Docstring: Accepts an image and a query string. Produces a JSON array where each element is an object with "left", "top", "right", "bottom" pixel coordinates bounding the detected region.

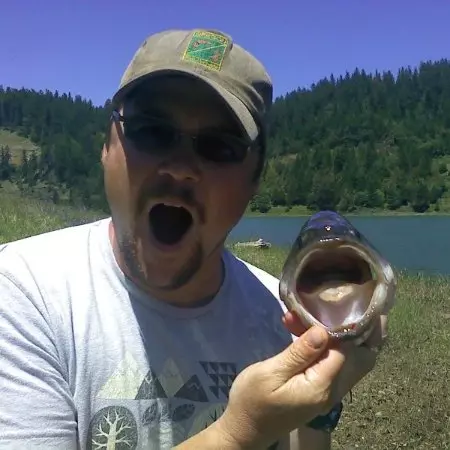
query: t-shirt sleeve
[{"left": 0, "top": 273, "right": 78, "bottom": 449}]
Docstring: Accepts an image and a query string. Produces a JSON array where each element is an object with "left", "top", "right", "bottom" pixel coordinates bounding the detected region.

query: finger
[
  {"left": 268, "top": 325, "right": 330, "bottom": 382},
  {"left": 282, "top": 311, "right": 308, "bottom": 337},
  {"left": 302, "top": 346, "right": 346, "bottom": 387},
  {"left": 302, "top": 344, "right": 376, "bottom": 406},
  {"left": 279, "top": 345, "right": 347, "bottom": 419}
]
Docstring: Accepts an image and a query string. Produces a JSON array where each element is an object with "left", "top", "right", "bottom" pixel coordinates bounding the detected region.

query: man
[{"left": 0, "top": 28, "right": 387, "bottom": 449}]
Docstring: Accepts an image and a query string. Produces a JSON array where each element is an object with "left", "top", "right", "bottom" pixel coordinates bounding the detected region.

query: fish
[{"left": 279, "top": 210, "right": 397, "bottom": 344}]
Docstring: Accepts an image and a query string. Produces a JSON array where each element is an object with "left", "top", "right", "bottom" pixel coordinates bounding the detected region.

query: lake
[{"left": 227, "top": 215, "right": 450, "bottom": 275}]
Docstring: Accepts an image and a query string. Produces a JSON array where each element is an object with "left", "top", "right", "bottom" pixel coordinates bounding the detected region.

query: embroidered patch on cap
[{"left": 182, "top": 30, "right": 229, "bottom": 71}]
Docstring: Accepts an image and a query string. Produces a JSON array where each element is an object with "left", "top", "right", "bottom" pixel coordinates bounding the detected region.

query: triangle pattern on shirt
[
  {"left": 174, "top": 374, "right": 209, "bottom": 402},
  {"left": 135, "top": 369, "right": 167, "bottom": 399}
]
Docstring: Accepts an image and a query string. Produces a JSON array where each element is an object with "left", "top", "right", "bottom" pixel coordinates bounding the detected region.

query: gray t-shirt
[{"left": 0, "top": 218, "right": 294, "bottom": 449}]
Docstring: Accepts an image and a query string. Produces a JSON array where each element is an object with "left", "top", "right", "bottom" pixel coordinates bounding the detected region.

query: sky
[{"left": 1, "top": 0, "right": 449, "bottom": 106}]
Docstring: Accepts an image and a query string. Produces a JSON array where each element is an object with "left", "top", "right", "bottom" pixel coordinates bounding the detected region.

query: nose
[{"left": 156, "top": 145, "right": 201, "bottom": 182}]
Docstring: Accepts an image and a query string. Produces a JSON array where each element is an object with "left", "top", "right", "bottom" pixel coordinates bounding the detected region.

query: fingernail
[{"left": 308, "top": 327, "right": 327, "bottom": 349}]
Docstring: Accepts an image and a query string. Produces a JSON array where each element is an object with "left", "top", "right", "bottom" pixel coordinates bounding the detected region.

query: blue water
[{"left": 227, "top": 215, "right": 450, "bottom": 275}]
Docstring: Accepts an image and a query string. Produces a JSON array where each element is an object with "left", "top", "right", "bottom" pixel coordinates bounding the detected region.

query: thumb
[{"left": 268, "top": 325, "right": 330, "bottom": 382}]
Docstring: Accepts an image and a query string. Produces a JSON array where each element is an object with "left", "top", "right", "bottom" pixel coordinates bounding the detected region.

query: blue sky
[{"left": 1, "top": 0, "right": 449, "bottom": 106}]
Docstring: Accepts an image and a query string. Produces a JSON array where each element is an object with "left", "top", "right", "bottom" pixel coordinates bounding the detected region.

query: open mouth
[
  {"left": 295, "top": 245, "right": 377, "bottom": 328},
  {"left": 297, "top": 247, "right": 374, "bottom": 294},
  {"left": 149, "top": 203, "right": 193, "bottom": 246}
]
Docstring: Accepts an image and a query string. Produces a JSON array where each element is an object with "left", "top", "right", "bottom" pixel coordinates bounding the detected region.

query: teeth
[{"left": 161, "top": 202, "right": 185, "bottom": 209}]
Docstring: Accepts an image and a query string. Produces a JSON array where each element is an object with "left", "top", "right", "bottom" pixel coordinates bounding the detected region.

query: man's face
[{"left": 102, "top": 75, "right": 260, "bottom": 293}]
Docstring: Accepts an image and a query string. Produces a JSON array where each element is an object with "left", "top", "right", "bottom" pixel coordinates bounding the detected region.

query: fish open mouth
[
  {"left": 295, "top": 245, "right": 377, "bottom": 328},
  {"left": 149, "top": 203, "right": 193, "bottom": 246}
]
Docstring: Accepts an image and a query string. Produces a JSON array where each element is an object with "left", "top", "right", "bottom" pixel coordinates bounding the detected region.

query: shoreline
[
  {"left": 229, "top": 244, "right": 449, "bottom": 277},
  {"left": 231, "top": 245, "right": 450, "bottom": 278},
  {"left": 244, "top": 207, "right": 450, "bottom": 218}
]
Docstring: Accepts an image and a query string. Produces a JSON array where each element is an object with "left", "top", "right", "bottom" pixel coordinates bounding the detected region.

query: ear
[
  {"left": 101, "top": 121, "right": 114, "bottom": 164},
  {"left": 101, "top": 143, "right": 109, "bottom": 166}
]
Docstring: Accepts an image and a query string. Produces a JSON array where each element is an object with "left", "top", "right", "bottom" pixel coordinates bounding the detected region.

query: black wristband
[{"left": 306, "top": 401, "right": 343, "bottom": 432}]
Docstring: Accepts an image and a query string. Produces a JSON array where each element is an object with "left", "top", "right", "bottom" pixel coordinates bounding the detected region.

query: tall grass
[{"left": 0, "top": 191, "right": 106, "bottom": 243}]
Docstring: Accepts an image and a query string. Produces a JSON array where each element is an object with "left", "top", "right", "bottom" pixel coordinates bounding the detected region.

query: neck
[
  {"left": 145, "top": 251, "right": 226, "bottom": 308},
  {"left": 109, "top": 222, "right": 226, "bottom": 308}
]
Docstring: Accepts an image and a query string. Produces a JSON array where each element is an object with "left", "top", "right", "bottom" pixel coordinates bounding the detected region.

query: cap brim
[{"left": 112, "top": 68, "right": 259, "bottom": 142}]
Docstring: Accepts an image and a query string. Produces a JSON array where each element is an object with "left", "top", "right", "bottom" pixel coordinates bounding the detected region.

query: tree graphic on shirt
[
  {"left": 89, "top": 406, "right": 138, "bottom": 450},
  {"left": 87, "top": 358, "right": 280, "bottom": 449}
]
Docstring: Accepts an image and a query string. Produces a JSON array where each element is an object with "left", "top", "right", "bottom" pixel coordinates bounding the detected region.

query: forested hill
[
  {"left": 0, "top": 88, "right": 112, "bottom": 211},
  {"left": 1, "top": 58, "right": 450, "bottom": 214},
  {"left": 260, "top": 59, "right": 450, "bottom": 214}
]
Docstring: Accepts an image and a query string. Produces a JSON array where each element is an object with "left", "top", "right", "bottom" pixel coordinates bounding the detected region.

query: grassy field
[
  {"left": 232, "top": 246, "right": 450, "bottom": 450},
  {"left": 1, "top": 192, "right": 449, "bottom": 449},
  {"left": 0, "top": 128, "right": 39, "bottom": 165},
  {"left": 0, "top": 189, "right": 106, "bottom": 243}
]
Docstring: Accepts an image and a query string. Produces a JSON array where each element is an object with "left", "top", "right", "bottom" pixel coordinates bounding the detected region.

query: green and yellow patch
[{"left": 182, "top": 30, "right": 229, "bottom": 71}]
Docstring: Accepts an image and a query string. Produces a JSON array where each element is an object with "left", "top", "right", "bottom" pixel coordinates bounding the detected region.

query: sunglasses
[{"left": 111, "top": 110, "right": 254, "bottom": 164}]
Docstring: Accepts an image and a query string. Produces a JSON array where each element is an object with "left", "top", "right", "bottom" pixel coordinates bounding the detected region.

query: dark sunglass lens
[
  {"left": 125, "top": 121, "right": 177, "bottom": 152},
  {"left": 197, "top": 134, "right": 248, "bottom": 163}
]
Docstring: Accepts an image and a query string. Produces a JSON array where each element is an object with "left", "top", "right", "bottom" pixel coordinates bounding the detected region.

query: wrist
[
  {"left": 210, "top": 418, "right": 248, "bottom": 450},
  {"left": 295, "top": 426, "right": 332, "bottom": 450},
  {"left": 214, "top": 411, "right": 271, "bottom": 450},
  {"left": 173, "top": 418, "right": 246, "bottom": 449},
  {"left": 306, "top": 401, "right": 343, "bottom": 433}
]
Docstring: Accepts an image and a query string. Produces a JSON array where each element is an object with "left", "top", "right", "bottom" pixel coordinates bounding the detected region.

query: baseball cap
[{"left": 112, "top": 28, "right": 273, "bottom": 142}]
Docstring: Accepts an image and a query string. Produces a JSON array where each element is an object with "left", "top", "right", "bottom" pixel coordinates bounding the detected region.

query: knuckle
[
  {"left": 317, "top": 392, "right": 336, "bottom": 414},
  {"left": 311, "top": 384, "right": 335, "bottom": 411},
  {"left": 248, "top": 361, "right": 265, "bottom": 378},
  {"left": 286, "top": 342, "right": 311, "bottom": 366}
]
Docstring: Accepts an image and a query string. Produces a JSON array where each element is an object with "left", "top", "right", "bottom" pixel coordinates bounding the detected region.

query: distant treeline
[
  {"left": 1, "top": 58, "right": 450, "bottom": 214},
  {"left": 0, "top": 88, "right": 111, "bottom": 210}
]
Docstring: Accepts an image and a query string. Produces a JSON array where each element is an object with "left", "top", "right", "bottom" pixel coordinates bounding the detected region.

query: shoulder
[
  {"left": 0, "top": 218, "right": 108, "bottom": 272},
  {"left": 224, "top": 250, "right": 293, "bottom": 325},
  {"left": 228, "top": 251, "right": 281, "bottom": 299},
  {"left": 224, "top": 250, "right": 295, "bottom": 350},
  {"left": 0, "top": 218, "right": 109, "bottom": 297},
  {"left": 0, "top": 218, "right": 111, "bottom": 346}
]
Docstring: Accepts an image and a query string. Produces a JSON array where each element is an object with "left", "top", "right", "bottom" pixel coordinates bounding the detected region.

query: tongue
[{"left": 149, "top": 204, "right": 193, "bottom": 245}]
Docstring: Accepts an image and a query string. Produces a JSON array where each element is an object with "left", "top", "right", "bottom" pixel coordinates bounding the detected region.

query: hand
[
  {"left": 283, "top": 311, "right": 387, "bottom": 402},
  {"left": 215, "top": 325, "right": 375, "bottom": 449}
]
